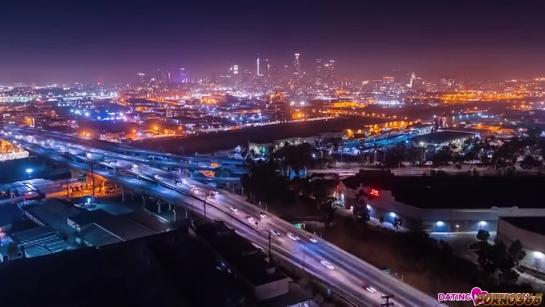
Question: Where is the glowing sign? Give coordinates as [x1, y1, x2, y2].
[369, 189, 380, 197]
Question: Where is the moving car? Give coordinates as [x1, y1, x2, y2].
[271, 230, 282, 237]
[320, 260, 335, 270]
[287, 232, 300, 241]
[364, 285, 377, 293]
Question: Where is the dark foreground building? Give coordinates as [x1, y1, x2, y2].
[0, 226, 249, 307]
[0, 220, 315, 307]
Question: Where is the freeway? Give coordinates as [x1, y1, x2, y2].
[2, 128, 443, 307]
[10, 127, 247, 176]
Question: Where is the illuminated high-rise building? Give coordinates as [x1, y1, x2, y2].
[256, 56, 262, 77]
[136, 72, 146, 84]
[323, 59, 335, 82]
[315, 58, 323, 75]
[264, 58, 271, 77]
[156, 68, 169, 84]
[325, 59, 335, 73]
[293, 52, 301, 75]
[407, 72, 416, 88]
[230, 64, 239, 76]
[177, 67, 189, 83]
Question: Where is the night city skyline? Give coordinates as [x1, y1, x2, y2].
[2, 2, 545, 307]
[2, 0, 545, 83]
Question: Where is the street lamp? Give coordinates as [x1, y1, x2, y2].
[86, 154, 95, 198]
[203, 192, 213, 219]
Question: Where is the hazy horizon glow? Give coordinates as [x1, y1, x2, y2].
[1, 0, 545, 83]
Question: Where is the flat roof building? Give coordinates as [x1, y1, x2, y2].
[411, 130, 475, 148]
[0, 229, 252, 307]
[68, 210, 156, 242]
[338, 175, 545, 233]
[7, 226, 73, 259]
[196, 221, 292, 301]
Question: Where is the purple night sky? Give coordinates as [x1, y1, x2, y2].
[1, 0, 545, 83]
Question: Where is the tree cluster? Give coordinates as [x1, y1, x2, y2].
[472, 230, 526, 286]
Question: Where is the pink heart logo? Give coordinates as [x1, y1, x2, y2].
[470, 287, 489, 306]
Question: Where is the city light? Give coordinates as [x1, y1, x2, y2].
[2, 2, 545, 306]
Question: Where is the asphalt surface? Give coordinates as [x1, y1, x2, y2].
[2, 128, 443, 307]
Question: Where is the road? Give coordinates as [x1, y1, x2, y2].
[2, 128, 443, 307]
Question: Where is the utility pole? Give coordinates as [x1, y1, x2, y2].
[381, 295, 394, 307]
[89, 161, 95, 198]
[66, 166, 70, 198]
[203, 198, 207, 218]
[268, 231, 272, 260]
[203, 193, 213, 219]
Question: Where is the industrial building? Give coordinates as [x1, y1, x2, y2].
[338, 176, 545, 233]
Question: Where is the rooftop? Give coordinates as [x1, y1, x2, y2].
[77, 224, 123, 246]
[411, 130, 475, 145]
[0, 229, 250, 307]
[10, 226, 73, 258]
[196, 221, 289, 286]
[69, 209, 156, 241]
[344, 171, 545, 209]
